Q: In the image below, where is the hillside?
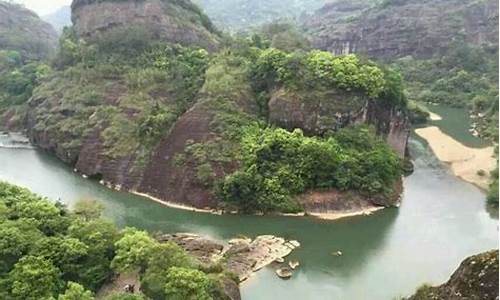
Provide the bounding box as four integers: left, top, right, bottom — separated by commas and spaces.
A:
0, 1, 58, 60
0, 0, 410, 215
304, 0, 499, 202
305, 0, 498, 59
0, 1, 58, 132
71, 0, 221, 51
0, 181, 241, 300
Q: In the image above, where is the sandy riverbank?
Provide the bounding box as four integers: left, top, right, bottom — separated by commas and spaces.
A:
131, 191, 222, 214
306, 206, 385, 220
428, 111, 442, 121
415, 126, 496, 190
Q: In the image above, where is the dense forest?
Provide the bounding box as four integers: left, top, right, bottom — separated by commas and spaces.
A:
0, 0, 498, 299
0, 181, 237, 300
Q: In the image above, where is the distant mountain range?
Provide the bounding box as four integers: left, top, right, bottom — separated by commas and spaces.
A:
42, 5, 71, 33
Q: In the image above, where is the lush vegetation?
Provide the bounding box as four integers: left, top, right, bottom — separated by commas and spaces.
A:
248, 47, 406, 114
1, 0, 407, 215
394, 42, 499, 203
30, 26, 210, 167
0, 50, 52, 129
219, 125, 402, 213
0, 181, 235, 300
22, 19, 406, 213
0, 1, 57, 61
393, 42, 499, 141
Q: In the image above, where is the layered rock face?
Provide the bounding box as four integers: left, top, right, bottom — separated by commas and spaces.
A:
72, 0, 220, 51
305, 0, 499, 59
268, 88, 410, 158
25, 0, 409, 212
0, 1, 58, 59
407, 250, 499, 300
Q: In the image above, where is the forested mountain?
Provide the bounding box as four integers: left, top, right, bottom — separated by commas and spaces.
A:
303, 0, 499, 201
0, 1, 58, 132
0, 181, 240, 300
0, 0, 408, 215
0, 1, 58, 60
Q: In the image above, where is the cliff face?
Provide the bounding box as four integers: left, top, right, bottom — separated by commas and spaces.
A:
305, 0, 499, 59
408, 250, 499, 300
268, 88, 409, 158
0, 1, 58, 60
71, 0, 221, 51
23, 0, 409, 212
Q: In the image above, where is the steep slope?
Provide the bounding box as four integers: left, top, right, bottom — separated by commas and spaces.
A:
305, 0, 498, 59
71, 0, 221, 51
20, 0, 408, 215
0, 1, 58, 60
0, 1, 58, 131
407, 250, 499, 300
304, 0, 499, 202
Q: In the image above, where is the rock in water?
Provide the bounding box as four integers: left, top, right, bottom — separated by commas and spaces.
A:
288, 260, 300, 270
158, 233, 300, 282
276, 267, 293, 279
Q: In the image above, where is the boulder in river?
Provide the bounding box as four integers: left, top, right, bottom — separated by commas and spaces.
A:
288, 260, 300, 269
276, 267, 293, 279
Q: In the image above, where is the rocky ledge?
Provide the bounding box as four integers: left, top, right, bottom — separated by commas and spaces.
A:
407, 250, 499, 300
158, 233, 301, 282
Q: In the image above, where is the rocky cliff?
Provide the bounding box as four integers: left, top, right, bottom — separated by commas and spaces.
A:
407, 250, 499, 300
0, 1, 58, 60
305, 0, 499, 59
268, 88, 409, 157
23, 0, 408, 213
71, 0, 221, 51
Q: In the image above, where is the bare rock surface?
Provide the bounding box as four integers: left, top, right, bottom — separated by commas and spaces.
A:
158, 233, 300, 282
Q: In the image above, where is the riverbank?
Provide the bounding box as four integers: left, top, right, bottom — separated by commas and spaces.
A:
307, 206, 386, 220
1, 134, 498, 300
415, 126, 496, 190
131, 190, 222, 214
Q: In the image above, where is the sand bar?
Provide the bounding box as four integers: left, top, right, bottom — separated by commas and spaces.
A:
415, 126, 496, 190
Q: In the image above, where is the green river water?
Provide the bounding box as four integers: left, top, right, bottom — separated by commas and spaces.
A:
0, 107, 497, 300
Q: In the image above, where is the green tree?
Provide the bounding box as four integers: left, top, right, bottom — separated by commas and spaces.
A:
141, 242, 194, 299
111, 228, 158, 273
58, 282, 94, 300
73, 199, 105, 221
67, 219, 119, 290
30, 236, 88, 281
9, 255, 62, 300
164, 267, 215, 300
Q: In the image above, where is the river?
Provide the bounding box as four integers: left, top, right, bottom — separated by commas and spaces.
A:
0, 109, 497, 299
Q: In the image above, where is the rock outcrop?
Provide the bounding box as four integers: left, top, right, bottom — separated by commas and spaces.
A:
71, 0, 221, 51
305, 0, 499, 59
299, 178, 403, 219
23, 0, 409, 214
268, 88, 410, 158
0, 1, 58, 60
407, 250, 499, 300
158, 233, 300, 282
